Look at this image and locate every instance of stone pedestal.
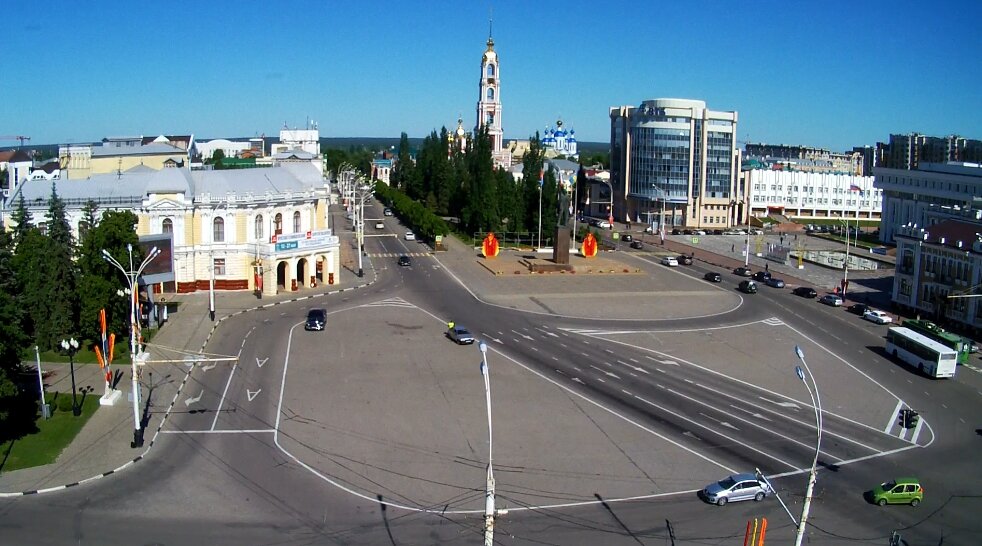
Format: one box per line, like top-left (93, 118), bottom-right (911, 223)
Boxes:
top-left (100, 389), bottom-right (122, 406)
top-left (553, 227), bottom-right (571, 265)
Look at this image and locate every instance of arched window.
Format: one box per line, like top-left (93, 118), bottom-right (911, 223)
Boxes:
top-left (487, 87), bottom-right (494, 101)
top-left (487, 64), bottom-right (495, 77)
top-left (213, 217), bottom-right (225, 242)
top-left (162, 218), bottom-right (173, 234)
top-left (486, 113), bottom-right (494, 125)
top-left (255, 214), bottom-right (264, 240)
top-left (274, 213), bottom-right (283, 235)
top-left (293, 211), bottom-right (301, 232)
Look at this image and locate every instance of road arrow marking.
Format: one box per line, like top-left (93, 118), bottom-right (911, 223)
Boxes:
top-left (699, 412), bottom-right (739, 430)
top-left (659, 359), bottom-right (679, 366)
top-left (572, 377), bottom-right (584, 384)
top-left (510, 330), bottom-right (534, 341)
top-left (201, 363), bottom-right (216, 371)
top-left (683, 431), bottom-right (700, 440)
top-left (729, 404), bottom-right (773, 422)
top-left (247, 389), bottom-right (261, 401)
top-left (536, 328), bottom-right (559, 338)
top-left (758, 396), bottom-right (801, 410)
top-left (184, 389), bottom-right (204, 407)
top-left (604, 371), bottom-right (620, 379)
top-left (482, 333), bottom-right (504, 344)
top-left (256, 357), bottom-right (268, 368)
top-left (629, 357), bottom-right (639, 363)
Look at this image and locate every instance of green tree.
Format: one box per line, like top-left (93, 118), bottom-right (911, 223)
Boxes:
top-left (77, 210), bottom-right (141, 344)
top-left (391, 132), bottom-right (415, 192)
top-left (461, 126), bottom-right (499, 233)
top-left (10, 193), bottom-right (32, 245)
top-left (0, 222), bottom-right (28, 437)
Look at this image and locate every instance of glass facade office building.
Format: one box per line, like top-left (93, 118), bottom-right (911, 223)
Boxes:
top-left (610, 99), bottom-right (738, 230)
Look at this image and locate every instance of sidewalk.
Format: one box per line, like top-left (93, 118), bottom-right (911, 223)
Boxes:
top-left (0, 234), bottom-right (372, 496)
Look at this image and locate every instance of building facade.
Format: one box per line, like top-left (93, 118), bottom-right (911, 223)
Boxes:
top-left (744, 167), bottom-right (880, 221)
top-left (609, 98), bottom-right (739, 231)
top-left (877, 133), bottom-right (982, 171)
top-left (744, 143), bottom-right (863, 175)
top-left (59, 140), bottom-right (189, 180)
top-left (874, 162), bottom-right (982, 243)
top-left (2, 162), bottom-right (341, 297)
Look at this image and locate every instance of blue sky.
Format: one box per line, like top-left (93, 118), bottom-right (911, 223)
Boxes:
top-left (3, 0), bottom-right (980, 151)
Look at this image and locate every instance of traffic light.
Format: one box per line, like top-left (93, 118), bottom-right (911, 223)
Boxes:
top-left (908, 411), bottom-right (919, 429)
top-left (898, 409), bottom-right (909, 428)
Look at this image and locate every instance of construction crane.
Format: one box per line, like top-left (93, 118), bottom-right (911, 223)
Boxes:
top-left (0, 135), bottom-right (31, 146)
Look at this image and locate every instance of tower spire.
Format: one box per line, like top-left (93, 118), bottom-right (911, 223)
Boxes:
top-left (489, 7), bottom-right (493, 40)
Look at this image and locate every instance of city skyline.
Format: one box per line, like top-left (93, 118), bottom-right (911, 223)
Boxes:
top-left (3, 0), bottom-right (980, 152)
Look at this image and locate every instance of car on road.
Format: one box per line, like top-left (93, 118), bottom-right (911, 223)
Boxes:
top-left (630, 240), bottom-right (643, 249)
top-left (793, 286), bottom-right (818, 298)
top-left (819, 294), bottom-right (844, 306)
top-left (660, 256), bottom-right (679, 267)
top-left (397, 255), bottom-right (411, 267)
top-left (304, 309), bottom-right (326, 331)
top-left (847, 303), bottom-right (870, 315)
top-left (863, 309), bottom-right (894, 324)
top-left (447, 325), bottom-right (475, 345)
top-left (620, 234), bottom-right (633, 242)
top-left (870, 478), bottom-right (923, 507)
top-left (752, 271), bottom-right (772, 282)
top-left (404, 231), bottom-right (416, 241)
top-left (764, 277), bottom-right (785, 288)
top-left (383, 208), bottom-right (393, 216)
top-left (671, 228), bottom-right (682, 235)
top-left (704, 271), bottom-right (722, 283)
top-left (738, 280), bottom-right (758, 294)
top-left (734, 266), bottom-right (753, 277)
top-left (700, 473), bottom-right (773, 506)
top-left (677, 255), bottom-right (693, 265)
top-left (375, 221), bottom-right (385, 229)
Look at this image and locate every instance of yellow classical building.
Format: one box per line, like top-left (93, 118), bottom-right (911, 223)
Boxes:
top-left (59, 136), bottom-right (191, 180)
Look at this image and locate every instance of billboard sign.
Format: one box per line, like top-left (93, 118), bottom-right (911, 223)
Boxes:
top-left (137, 233), bottom-right (175, 284)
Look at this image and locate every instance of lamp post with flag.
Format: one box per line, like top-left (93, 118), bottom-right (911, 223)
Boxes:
top-left (842, 184), bottom-right (864, 297)
top-left (537, 169), bottom-right (544, 249)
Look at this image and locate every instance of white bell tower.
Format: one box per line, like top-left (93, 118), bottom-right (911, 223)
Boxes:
top-left (477, 20), bottom-right (508, 167)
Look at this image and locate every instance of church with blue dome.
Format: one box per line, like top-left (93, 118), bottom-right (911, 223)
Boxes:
top-left (542, 119), bottom-right (578, 159)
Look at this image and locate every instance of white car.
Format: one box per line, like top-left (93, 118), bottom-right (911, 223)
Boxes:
top-left (863, 309), bottom-right (893, 324)
top-left (660, 256), bottom-right (679, 267)
top-left (375, 222), bottom-right (385, 229)
top-left (596, 220), bottom-right (612, 229)
top-left (405, 232), bottom-right (416, 241)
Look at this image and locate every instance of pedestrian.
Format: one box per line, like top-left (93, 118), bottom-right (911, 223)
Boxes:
top-left (765, 263), bottom-right (769, 272)
top-left (447, 320), bottom-right (455, 331)
top-left (731, 244), bottom-right (735, 253)
top-left (794, 234), bottom-right (798, 241)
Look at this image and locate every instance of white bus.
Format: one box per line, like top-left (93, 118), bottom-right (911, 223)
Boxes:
top-left (885, 327), bottom-right (958, 378)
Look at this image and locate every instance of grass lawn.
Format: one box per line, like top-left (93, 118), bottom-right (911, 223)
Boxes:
top-left (0, 393), bottom-right (100, 473)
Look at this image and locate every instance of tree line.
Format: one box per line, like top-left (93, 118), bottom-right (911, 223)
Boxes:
top-left (0, 187), bottom-right (141, 439)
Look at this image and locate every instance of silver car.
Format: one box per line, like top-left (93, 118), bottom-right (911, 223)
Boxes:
top-left (447, 325), bottom-right (475, 345)
top-left (701, 473), bottom-right (773, 506)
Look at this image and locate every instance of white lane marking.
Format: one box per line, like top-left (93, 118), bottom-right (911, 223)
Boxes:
top-left (559, 342), bottom-right (568, 348)
top-left (655, 368), bottom-right (667, 374)
top-left (552, 356), bottom-right (559, 361)
top-left (730, 404), bottom-right (772, 422)
top-left (886, 399), bottom-right (904, 433)
top-left (481, 333), bottom-right (503, 344)
top-left (604, 349), bottom-right (614, 354)
top-left (511, 329), bottom-right (534, 341)
top-left (616, 360), bottom-right (650, 374)
top-left (622, 389), bottom-right (632, 396)
top-left (536, 328), bottom-right (559, 338)
top-left (211, 359), bottom-right (239, 431)
top-left (596, 377), bottom-right (606, 383)
top-left (759, 396), bottom-right (801, 409)
top-left (159, 429), bottom-right (275, 434)
top-left (910, 415), bottom-right (925, 444)
top-left (201, 363), bottom-right (217, 372)
top-left (629, 358), bottom-right (639, 363)
top-left (659, 359), bottom-right (679, 366)
top-left (184, 389), bottom-right (204, 407)
top-left (572, 377), bottom-right (584, 384)
top-left (257, 357), bottom-right (269, 368)
top-left (530, 347), bottom-right (539, 352)
top-left (247, 389), bottom-right (261, 401)
top-left (699, 412), bottom-right (738, 430)
top-left (581, 352), bottom-right (590, 357)
top-left (645, 355), bottom-right (658, 361)
top-left (573, 366), bottom-right (582, 372)
top-left (605, 371), bottom-right (621, 379)
top-left (634, 395), bottom-right (797, 470)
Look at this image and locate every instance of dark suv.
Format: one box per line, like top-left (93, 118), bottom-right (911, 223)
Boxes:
top-left (677, 255), bottom-right (694, 265)
top-left (305, 309), bottom-right (326, 331)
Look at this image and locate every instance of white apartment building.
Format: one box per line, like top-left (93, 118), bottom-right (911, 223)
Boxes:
top-left (874, 162), bottom-right (982, 243)
top-left (745, 169), bottom-right (880, 221)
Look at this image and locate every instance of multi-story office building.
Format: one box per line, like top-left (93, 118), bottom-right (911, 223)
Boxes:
top-left (744, 168), bottom-right (879, 222)
top-left (874, 161), bottom-right (982, 243)
top-left (609, 98), bottom-right (739, 231)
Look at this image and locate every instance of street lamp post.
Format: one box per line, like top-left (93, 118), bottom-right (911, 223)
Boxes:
top-left (102, 243), bottom-right (161, 448)
top-left (793, 345), bottom-right (823, 546)
top-left (59, 337), bottom-right (80, 416)
top-left (537, 178), bottom-right (543, 250)
top-left (479, 341), bottom-right (497, 546)
top-left (840, 214), bottom-right (852, 297)
top-left (354, 181), bottom-right (372, 278)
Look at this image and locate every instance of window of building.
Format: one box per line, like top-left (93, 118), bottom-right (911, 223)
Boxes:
top-left (162, 218), bottom-right (173, 234)
top-left (274, 213), bottom-right (283, 235)
top-left (213, 217), bottom-right (225, 242)
top-left (487, 88), bottom-right (494, 100)
top-left (293, 211), bottom-right (301, 232)
top-left (487, 64), bottom-right (495, 77)
top-left (255, 214), bottom-right (264, 240)
top-left (213, 257), bottom-right (226, 276)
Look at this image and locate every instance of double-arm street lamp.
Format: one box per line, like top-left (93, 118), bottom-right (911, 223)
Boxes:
top-left (353, 180), bottom-right (372, 278)
top-left (478, 341), bottom-right (506, 544)
top-left (102, 243), bottom-right (161, 448)
top-left (59, 337), bottom-right (80, 416)
top-left (793, 345), bottom-right (823, 546)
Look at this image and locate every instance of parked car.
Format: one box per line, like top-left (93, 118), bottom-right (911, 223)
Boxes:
top-left (700, 473), bottom-right (773, 506)
top-left (671, 228), bottom-right (682, 235)
top-left (447, 325), bottom-right (475, 345)
top-left (397, 255), bottom-right (411, 267)
top-left (863, 309), bottom-right (894, 324)
top-left (383, 208), bottom-right (393, 216)
top-left (405, 231), bottom-right (416, 241)
top-left (304, 309), bottom-right (326, 331)
top-left (819, 294), bottom-right (844, 306)
top-left (375, 221), bottom-right (385, 229)
top-left (847, 303), bottom-right (870, 315)
top-left (738, 280), bottom-right (758, 294)
top-left (704, 271), bottom-right (723, 283)
top-left (693, 230), bottom-right (707, 236)
top-left (677, 255), bottom-right (693, 265)
top-left (734, 266), bottom-right (753, 277)
top-left (661, 256), bottom-right (679, 267)
top-left (764, 277), bottom-right (785, 288)
top-left (711, 229), bottom-right (724, 235)
top-left (596, 220), bottom-right (612, 229)
top-left (682, 229), bottom-right (694, 235)
top-left (752, 271), bottom-right (772, 282)
top-left (630, 240), bottom-right (644, 249)
top-left (793, 287), bottom-right (818, 298)
top-left (870, 478), bottom-right (923, 507)
top-left (621, 234), bottom-right (633, 242)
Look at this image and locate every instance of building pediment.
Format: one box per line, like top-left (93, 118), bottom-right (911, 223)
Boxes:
top-left (146, 196), bottom-right (187, 210)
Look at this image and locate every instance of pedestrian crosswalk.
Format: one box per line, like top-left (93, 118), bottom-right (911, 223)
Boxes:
top-left (370, 252), bottom-right (432, 258)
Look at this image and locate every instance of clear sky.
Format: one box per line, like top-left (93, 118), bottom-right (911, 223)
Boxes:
top-left (3, 0), bottom-right (980, 152)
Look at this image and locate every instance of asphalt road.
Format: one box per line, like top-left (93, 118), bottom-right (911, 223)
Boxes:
top-left (3, 205), bottom-right (982, 545)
